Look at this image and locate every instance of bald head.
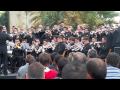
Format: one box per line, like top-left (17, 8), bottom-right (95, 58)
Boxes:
top-left (87, 58), bottom-right (107, 79)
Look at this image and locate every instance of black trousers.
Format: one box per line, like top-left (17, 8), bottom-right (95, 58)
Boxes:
top-left (0, 52), bottom-right (7, 73)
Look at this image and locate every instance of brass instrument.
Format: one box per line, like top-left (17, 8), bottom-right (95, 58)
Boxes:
top-left (15, 43), bottom-right (21, 49)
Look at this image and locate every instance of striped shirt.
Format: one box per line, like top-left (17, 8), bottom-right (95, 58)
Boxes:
top-left (106, 65), bottom-right (120, 79)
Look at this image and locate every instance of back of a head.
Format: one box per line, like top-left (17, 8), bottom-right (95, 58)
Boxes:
top-left (57, 57), bottom-right (68, 72)
top-left (87, 58), bottom-right (107, 79)
top-left (51, 52), bottom-right (59, 62)
top-left (87, 49), bottom-right (98, 58)
top-left (106, 52), bottom-right (120, 67)
top-left (28, 62), bottom-right (44, 79)
top-left (68, 52), bottom-right (87, 63)
top-left (26, 54), bottom-right (36, 64)
top-left (38, 53), bottom-right (52, 66)
top-left (54, 54), bottom-right (64, 65)
top-left (62, 60), bottom-right (87, 79)
top-left (54, 42), bottom-right (66, 55)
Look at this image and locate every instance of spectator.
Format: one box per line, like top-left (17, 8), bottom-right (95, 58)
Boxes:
top-left (50, 52), bottom-right (59, 62)
top-left (68, 52), bottom-right (87, 63)
top-left (106, 52), bottom-right (120, 79)
top-left (86, 58), bottom-right (107, 79)
top-left (49, 53), bottom-right (63, 72)
top-left (54, 42), bottom-right (66, 56)
top-left (62, 60), bottom-right (87, 79)
top-left (87, 49), bottom-right (98, 59)
top-left (26, 62), bottom-right (44, 79)
top-left (49, 52), bottom-right (59, 70)
top-left (17, 54), bottom-right (36, 79)
top-left (37, 53), bottom-right (58, 79)
top-left (57, 57), bottom-right (68, 77)
top-left (37, 53), bottom-right (52, 65)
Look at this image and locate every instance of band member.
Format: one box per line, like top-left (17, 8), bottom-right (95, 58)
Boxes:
top-left (64, 26), bottom-right (72, 38)
top-left (90, 37), bottom-right (98, 50)
top-left (41, 30), bottom-right (52, 43)
top-left (51, 36), bottom-right (58, 50)
top-left (97, 36), bottom-right (109, 59)
top-left (25, 31), bottom-right (34, 46)
top-left (82, 36), bottom-right (92, 56)
top-left (42, 39), bottom-right (53, 53)
top-left (57, 36), bottom-right (63, 43)
top-left (66, 37), bottom-right (74, 51)
top-left (21, 39), bottom-right (31, 50)
top-left (14, 38), bottom-right (21, 49)
top-left (76, 37), bottom-right (83, 51)
top-left (0, 25), bottom-right (12, 75)
top-left (111, 27), bottom-right (120, 51)
top-left (34, 39), bottom-right (42, 57)
top-left (71, 37), bottom-right (82, 52)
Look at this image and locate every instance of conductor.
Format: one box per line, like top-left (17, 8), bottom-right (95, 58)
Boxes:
top-left (0, 25), bottom-right (12, 75)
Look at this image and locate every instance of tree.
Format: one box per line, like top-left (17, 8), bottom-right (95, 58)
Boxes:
top-left (0, 11), bottom-right (9, 30)
top-left (30, 11), bottom-right (119, 30)
top-left (97, 11), bottom-right (118, 24)
top-left (64, 11), bottom-right (83, 30)
top-left (30, 11), bottom-right (64, 27)
top-left (80, 11), bottom-right (118, 30)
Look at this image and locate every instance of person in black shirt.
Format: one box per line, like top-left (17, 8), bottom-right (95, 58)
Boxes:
top-left (90, 37), bottom-right (98, 50)
top-left (41, 30), bottom-right (52, 43)
top-left (111, 27), bottom-right (120, 51)
top-left (25, 31), bottom-right (34, 46)
top-left (96, 32), bottom-right (101, 41)
top-left (0, 25), bottom-right (12, 75)
top-left (82, 36), bottom-right (92, 56)
top-left (97, 36), bottom-right (109, 59)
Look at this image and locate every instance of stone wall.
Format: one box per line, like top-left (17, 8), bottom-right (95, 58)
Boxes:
top-left (9, 11), bottom-right (27, 32)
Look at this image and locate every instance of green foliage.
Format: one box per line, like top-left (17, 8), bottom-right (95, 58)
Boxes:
top-left (30, 11), bottom-right (64, 27)
top-left (30, 11), bottom-right (119, 30)
top-left (42, 11), bottom-right (64, 27)
top-left (0, 11), bottom-right (8, 27)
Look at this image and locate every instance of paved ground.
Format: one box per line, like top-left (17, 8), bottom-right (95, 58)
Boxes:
top-left (0, 73), bottom-right (17, 79)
